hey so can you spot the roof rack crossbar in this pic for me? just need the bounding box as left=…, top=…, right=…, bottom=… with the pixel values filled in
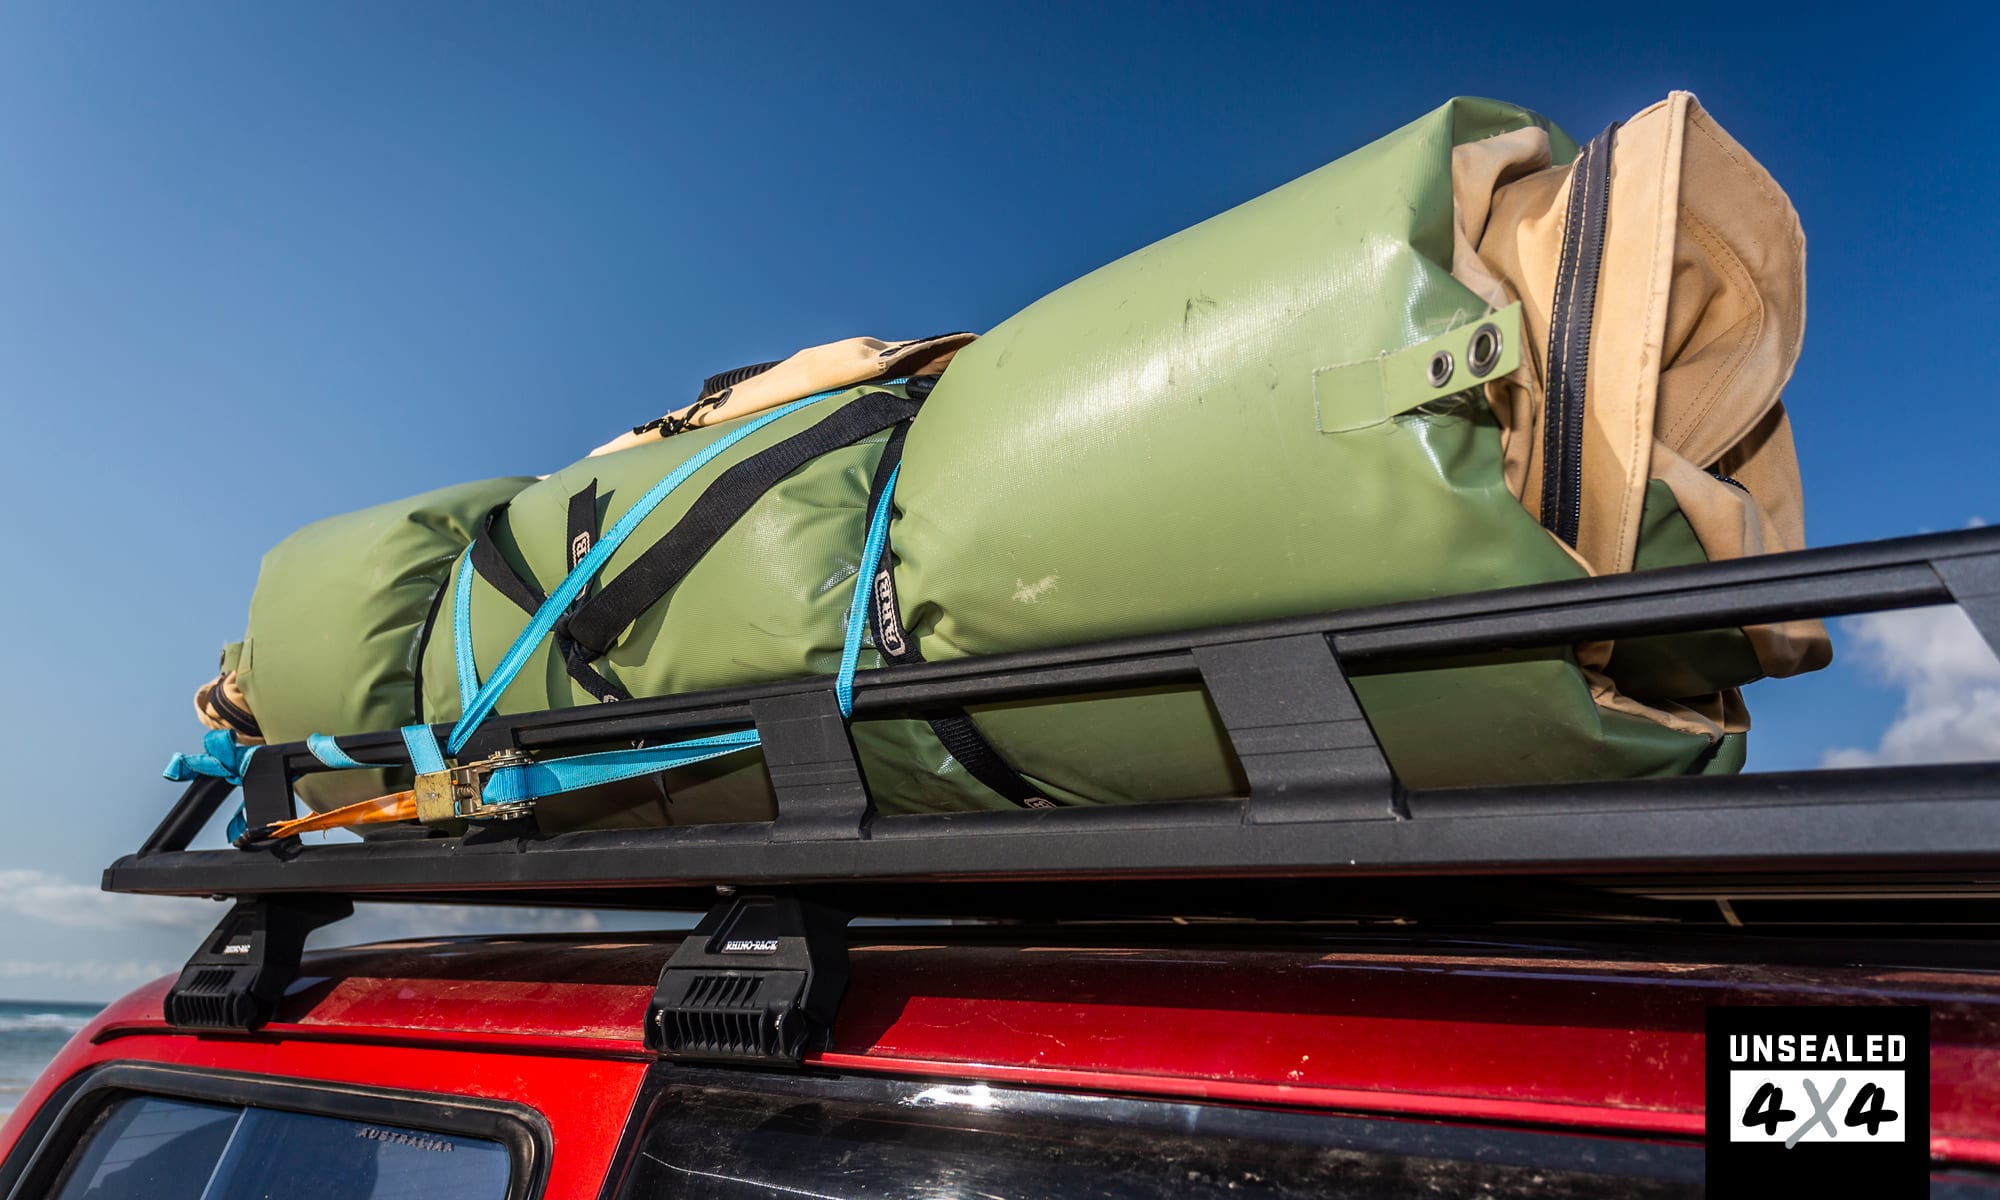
left=1935, top=553, right=2000, bottom=661
left=754, top=692, right=873, bottom=843
left=1194, top=634, right=1399, bottom=823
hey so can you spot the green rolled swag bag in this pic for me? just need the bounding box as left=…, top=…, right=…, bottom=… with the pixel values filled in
left=198, top=92, right=1831, bottom=832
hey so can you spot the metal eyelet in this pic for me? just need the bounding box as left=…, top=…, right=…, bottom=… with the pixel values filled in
left=1467, top=323, right=1503, bottom=378
left=1426, top=350, right=1454, bottom=389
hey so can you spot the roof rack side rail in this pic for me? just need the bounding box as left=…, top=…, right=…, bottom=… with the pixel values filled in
left=108, top=526, right=2000, bottom=903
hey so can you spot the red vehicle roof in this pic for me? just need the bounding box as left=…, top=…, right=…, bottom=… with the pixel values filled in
left=9, top=925, right=2000, bottom=1196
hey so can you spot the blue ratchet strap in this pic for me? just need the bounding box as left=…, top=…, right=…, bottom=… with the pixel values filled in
left=163, top=728, right=259, bottom=786
left=447, top=387, right=860, bottom=755
left=470, top=452, right=902, bottom=806
left=175, top=388, right=914, bottom=842
left=836, top=465, right=899, bottom=719
left=305, top=733, right=380, bottom=770
left=164, top=730, right=259, bottom=845
left=481, top=730, right=761, bottom=805
left=401, top=724, right=448, bottom=776
left=452, top=552, right=480, bottom=714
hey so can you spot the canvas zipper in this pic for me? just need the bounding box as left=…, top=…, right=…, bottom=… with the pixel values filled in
left=1539, top=124, right=1619, bottom=549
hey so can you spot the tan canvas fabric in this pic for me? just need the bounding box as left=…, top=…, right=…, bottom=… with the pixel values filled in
left=592, top=332, right=977, bottom=457
left=194, top=671, right=264, bottom=743
left=1459, top=129, right=1565, bottom=517
left=1586, top=666, right=1729, bottom=742
left=1652, top=442, right=1829, bottom=678
left=1454, top=92, right=1829, bottom=680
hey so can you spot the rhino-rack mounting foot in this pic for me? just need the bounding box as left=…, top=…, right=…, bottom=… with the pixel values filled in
left=645, top=892, right=851, bottom=1065
left=165, top=895, right=354, bottom=1032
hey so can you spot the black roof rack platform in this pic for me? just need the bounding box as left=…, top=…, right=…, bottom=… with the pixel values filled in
left=102, top=525, right=2000, bottom=910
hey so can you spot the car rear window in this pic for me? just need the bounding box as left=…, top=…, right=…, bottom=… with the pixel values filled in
left=43, top=1093, right=511, bottom=1200
left=611, top=1067, right=1704, bottom=1199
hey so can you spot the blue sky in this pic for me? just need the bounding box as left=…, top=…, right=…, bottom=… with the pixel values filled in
left=0, top=3, right=1993, bottom=1000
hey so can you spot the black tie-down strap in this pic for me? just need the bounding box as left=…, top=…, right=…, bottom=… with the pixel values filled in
left=562, top=389, right=926, bottom=658
left=472, top=389, right=928, bottom=704
left=475, top=389, right=930, bottom=703
left=466, top=387, right=1045, bottom=808
left=469, top=496, right=633, bottom=704
left=863, top=425, right=1053, bottom=809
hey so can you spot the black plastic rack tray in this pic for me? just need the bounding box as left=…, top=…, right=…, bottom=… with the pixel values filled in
left=105, top=526, right=2000, bottom=911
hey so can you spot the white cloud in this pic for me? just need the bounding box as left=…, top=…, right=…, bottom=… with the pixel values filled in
left=0, top=870, right=220, bottom=932
left=1822, top=605, right=2000, bottom=767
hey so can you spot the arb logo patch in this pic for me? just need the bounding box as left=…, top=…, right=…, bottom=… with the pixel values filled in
left=872, top=567, right=907, bottom=658
left=1706, top=1006, right=1928, bottom=1198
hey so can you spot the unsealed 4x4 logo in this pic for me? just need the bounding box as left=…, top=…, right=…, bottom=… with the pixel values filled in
left=1706, top=1006, right=1928, bottom=1198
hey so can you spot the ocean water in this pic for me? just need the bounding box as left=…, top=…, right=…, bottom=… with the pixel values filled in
left=0, top=1000, right=103, bottom=1120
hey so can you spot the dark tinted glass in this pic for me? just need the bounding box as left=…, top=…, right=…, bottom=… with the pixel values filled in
left=45, top=1096, right=238, bottom=1200
left=205, top=1107, right=510, bottom=1200
left=615, top=1073, right=1703, bottom=1199
left=44, top=1095, right=511, bottom=1200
